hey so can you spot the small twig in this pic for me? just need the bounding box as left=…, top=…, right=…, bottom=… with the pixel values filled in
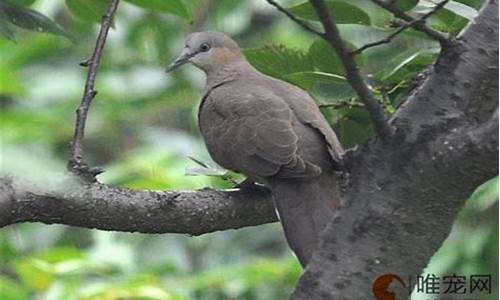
left=68, top=0, right=120, bottom=181
left=371, top=0, right=452, bottom=48
left=265, top=0, right=324, bottom=38
left=309, top=0, right=393, bottom=141
left=352, top=1, right=449, bottom=54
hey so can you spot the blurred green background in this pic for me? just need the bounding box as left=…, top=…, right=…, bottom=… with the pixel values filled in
left=0, top=0, right=497, bottom=299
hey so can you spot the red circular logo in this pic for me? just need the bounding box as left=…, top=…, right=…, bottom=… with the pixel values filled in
left=372, top=273, right=407, bottom=300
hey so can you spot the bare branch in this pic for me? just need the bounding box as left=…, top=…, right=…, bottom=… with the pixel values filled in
left=371, top=0, right=453, bottom=48
left=352, top=0, right=450, bottom=55
left=68, top=0, right=120, bottom=182
left=308, top=0, right=394, bottom=142
left=0, top=177, right=276, bottom=235
left=265, top=0, right=324, bottom=38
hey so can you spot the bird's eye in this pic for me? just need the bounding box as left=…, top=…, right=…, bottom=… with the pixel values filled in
left=199, top=43, right=211, bottom=52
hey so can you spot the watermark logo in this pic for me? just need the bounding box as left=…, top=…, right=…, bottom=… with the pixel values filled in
left=372, top=273, right=407, bottom=300
left=372, top=273, right=492, bottom=299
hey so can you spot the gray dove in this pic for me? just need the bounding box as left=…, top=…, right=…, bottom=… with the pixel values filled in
left=166, top=31, right=343, bottom=267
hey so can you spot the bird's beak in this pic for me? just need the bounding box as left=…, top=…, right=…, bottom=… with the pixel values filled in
left=166, top=48, right=194, bottom=72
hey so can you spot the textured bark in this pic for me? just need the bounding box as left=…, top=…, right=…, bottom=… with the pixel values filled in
left=0, top=1, right=497, bottom=299
left=0, top=178, right=276, bottom=235
left=293, top=1, right=498, bottom=299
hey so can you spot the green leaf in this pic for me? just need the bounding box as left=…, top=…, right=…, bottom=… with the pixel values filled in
left=288, top=0, right=371, bottom=25
left=6, top=0, right=37, bottom=7
left=333, top=107, right=374, bottom=147
left=337, top=25, right=439, bottom=81
left=308, top=39, right=344, bottom=75
left=186, top=156, right=228, bottom=177
left=0, top=1, right=71, bottom=40
left=284, top=71, right=346, bottom=90
left=243, top=45, right=313, bottom=81
left=124, top=0, right=190, bottom=19
left=347, top=0, right=393, bottom=27
left=444, top=0, right=478, bottom=20
left=65, top=0, right=107, bottom=23
left=308, top=39, right=364, bottom=75
left=393, top=0, right=419, bottom=11
left=410, top=0, right=475, bottom=34
left=0, top=276, right=28, bottom=300
left=284, top=71, right=356, bottom=104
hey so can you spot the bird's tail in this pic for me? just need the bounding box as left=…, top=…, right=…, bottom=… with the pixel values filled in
left=269, top=173, right=339, bottom=267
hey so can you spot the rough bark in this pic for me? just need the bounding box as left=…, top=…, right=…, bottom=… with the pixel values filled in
left=0, top=178, right=276, bottom=236
left=0, top=1, right=497, bottom=299
left=293, top=1, right=498, bottom=299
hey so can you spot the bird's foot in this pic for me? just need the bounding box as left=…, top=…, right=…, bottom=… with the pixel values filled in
left=67, top=160, right=105, bottom=183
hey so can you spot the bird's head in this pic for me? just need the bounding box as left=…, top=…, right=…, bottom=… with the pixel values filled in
left=166, top=31, right=244, bottom=73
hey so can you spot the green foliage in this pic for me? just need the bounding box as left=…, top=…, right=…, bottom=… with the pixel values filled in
left=124, top=0, right=190, bottom=20
left=0, top=1, right=71, bottom=41
left=288, top=0, right=372, bottom=25
left=308, top=39, right=345, bottom=75
left=244, top=45, right=314, bottom=81
left=4, top=0, right=37, bottom=7
left=65, top=0, right=108, bottom=23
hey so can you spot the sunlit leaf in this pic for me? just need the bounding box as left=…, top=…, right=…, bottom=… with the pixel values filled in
left=124, top=0, right=190, bottom=19
left=186, top=156, right=227, bottom=177
left=410, top=0, right=475, bottom=34
left=444, top=0, right=478, bottom=20
left=288, top=0, right=371, bottom=25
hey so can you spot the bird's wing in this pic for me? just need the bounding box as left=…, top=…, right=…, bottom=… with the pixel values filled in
left=266, top=77, right=344, bottom=165
left=209, top=86, right=321, bottom=178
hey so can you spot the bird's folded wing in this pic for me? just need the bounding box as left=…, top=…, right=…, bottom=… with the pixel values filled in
left=210, top=88, right=319, bottom=178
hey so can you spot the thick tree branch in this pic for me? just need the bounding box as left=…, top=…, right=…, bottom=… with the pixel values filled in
left=308, top=0, right=394, bottom=142
left=294, top=1, right=498, bottom=298
left=371, top=0, right=453, bottom=48
left=352, top=0, right=450, bottom=55
left=68, top=0, right=120, bottom=182
left=0, top=177, right=276, bottom=235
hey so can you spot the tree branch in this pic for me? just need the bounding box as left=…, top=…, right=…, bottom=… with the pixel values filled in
left=294, top=1, right=498, bottom=298
left=351, top=0, right=450, bottom=55
left=0, top=177, right=276, bottom=235
left=264, top=0, right=324, bottom=38
left=68, top=0, right=120, bottom=182
left=308, top=0, right=393, bottom=142
left=371, top=0, right=453, bottom=49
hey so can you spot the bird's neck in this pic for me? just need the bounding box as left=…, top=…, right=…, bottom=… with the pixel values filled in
left=205, top=59, right=255, bottom=90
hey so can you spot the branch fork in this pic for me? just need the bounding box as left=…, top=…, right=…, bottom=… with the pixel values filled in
left=67, top=0, right=120, bottom=182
